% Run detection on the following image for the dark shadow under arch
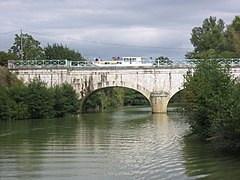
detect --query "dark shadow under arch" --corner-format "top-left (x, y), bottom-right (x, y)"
top-left (81, 86), bottom-right (151, 113)
top-left (167, 90), bottom-right (184, 113)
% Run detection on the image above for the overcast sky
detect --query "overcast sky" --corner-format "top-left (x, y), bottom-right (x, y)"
top-left (0, 0), bottom-right (239, 60)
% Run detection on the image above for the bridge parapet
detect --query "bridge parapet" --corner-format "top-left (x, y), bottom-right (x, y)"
top-left (8, 59), bottom-right (240, 70)
top-left (7, 59), bottom-right (92, 69)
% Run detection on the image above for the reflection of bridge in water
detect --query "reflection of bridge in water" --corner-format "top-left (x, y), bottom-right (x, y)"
top-left (8, 59), bottom-right (240, 113)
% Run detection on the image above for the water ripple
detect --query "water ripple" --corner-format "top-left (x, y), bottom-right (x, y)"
top-left (1, 108), bottom-right (240, 179)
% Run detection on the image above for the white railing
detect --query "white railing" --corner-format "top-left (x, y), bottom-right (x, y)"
top-left (8, 58), bottom-right (240, 69)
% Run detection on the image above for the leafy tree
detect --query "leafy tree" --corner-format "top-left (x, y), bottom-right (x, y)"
top-left (154, 56), bottom-right (172, 66)
top-left (0, 51), bottom-right (19, 66)
top-left (83, 91), bottom-right (103, 111)
top-left (83, 88), bottom-right (122, 111)
top-left (94, 88), bottom-right (120, 110)
top-left (181, 59), bottom-right (240, 151)
top-left (223, 16), bottom-right (240, 57)
top-left (0, 67), bottom-right (28, 120)
top-left (182, 60), bottom-right (240, 151)
top-left (9, 33), bottom-right (45, 60)
top-left (124, 88), bottom-right (148, 106)
top-left (44, 43), bottom-right (85, 61)
top-left (232, 16), bottom-right (240, 31)
top-left (8, 78), bottom-right (29, 120)
top-left (83, 88), bottom-right (119, 112)
top-left (181, 59), bottom-right (234, 139)
top-left (0, 66), bottom-right (13, 87)
top-left (0, 67), bottom-right (82, 120)
top-left (209, 80), bottom-right (240, 151)
top-left (26, 78), bottom-right (54, 119)
top-left (186, 16), bottom-right (225, 59)
top-left (83, 87), bottom-right (148, 112)
top-left (0, 86), bottom-right (12, 120)
top-left (187, 16), bottom-right (240, 59)
top-left (54, 83), bottom-right (80, 117)
top-left (114, 88), bottom-right (125, 106)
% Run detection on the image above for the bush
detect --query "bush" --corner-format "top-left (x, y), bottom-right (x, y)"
top-left (26, 78), bottom-right (55, 119)
top-left (181, 59), bottom-right (240, 151)
top-left (53, 83), bottom-right (80, 117)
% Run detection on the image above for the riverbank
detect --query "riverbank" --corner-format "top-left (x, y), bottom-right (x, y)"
top-left (0, 68), bottom-right (81, 121)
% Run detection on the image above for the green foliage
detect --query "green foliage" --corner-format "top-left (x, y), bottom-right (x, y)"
top-left (44, 43), bottom-right (85, 61)
top-left (83, 87), bottom-right (148, 112)
top-left (0, 86), bottom-right (12, 120)
top-left (26, 78), bottom-right (54, 119)
top-left (6, 34), bottom-right (85, 61)
top-left (154, 56), bottom-right (172, 66)
top-left (232, 16), bottom-right (240, 31)
top-left (83, 91), bottom-right (102, 111)
top-left (0, 84), bottom-right (148, 115)
top-left (9, 33), bottom-right (45, 60)
top-left (0, 70), bottom-right (81, 120)
top-left (54, 83), bottom-right (80, 117)
top-left (0, 51), bottom-right (19, 66)
top-left (28, 80), bottom-right (81, 119)
top-left (224, 16), bottom-right (240, 57)
top-left (0, 76), bottom-right (28, 120)
top-left (168, 91), bottom-right (182, 105)
top-left (184, 15), bottom-right (240, 151)
top-left (209, 80), bottom-right (240, 151)
top-left (25, 79), bottom-right (81, 119)
top-left (181, 60), bottom-right (233, 139)
top-left (191, 16), bottom-right (225, 53)
top-left (105, 88), bottom-right (120, 108)
top-left (83, 88), bottom-right (124, 111)
top-left (8, 79), bottom-right (29, 120)
top-left (181, 59), bottom-right (240, 151)
top-left (0, 66), bottom-right (15, 87)
top-left (124, 88), bottom-right (149, 106)
top-left (186, 16), bottom-right (240, 59)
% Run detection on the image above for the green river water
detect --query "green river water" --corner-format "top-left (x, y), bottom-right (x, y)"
top-left (0, 106), bottom-right (240, 180)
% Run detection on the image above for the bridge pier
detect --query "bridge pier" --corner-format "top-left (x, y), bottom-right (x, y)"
top-left (150, 92), bottom-right (169, 113)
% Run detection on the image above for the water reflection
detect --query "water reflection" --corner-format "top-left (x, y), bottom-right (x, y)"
top-left (0, 118), bottom-right (81, 179)
top-left (1, 107), bottom-right (239, 179)
top-left (183, 136), bottom-right (240, 179)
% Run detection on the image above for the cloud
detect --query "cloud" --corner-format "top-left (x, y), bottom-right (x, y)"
top-left (0, 0), bottom-right (239, 59)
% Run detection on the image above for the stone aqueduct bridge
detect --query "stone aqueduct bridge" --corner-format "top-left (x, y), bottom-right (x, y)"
top-left (8, 59), bottom-right (240, 113)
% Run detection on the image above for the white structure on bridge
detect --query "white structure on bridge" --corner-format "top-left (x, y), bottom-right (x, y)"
top-left (8, 59), bottom-right (240, 113)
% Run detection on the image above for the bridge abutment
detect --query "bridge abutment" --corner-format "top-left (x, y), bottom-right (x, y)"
top-left (150, 92), bottom-right (169, 113)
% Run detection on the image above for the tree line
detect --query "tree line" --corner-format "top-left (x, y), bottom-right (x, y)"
top-left (83, 87), bottom-right (149, 112)
top-left (0, 70), bottom-right (80, 120)
top-left (0, 34), bottom-right (87, 120)
top-left (0, 32), bottom-right (154, 114)
top-left (0, 33), bottom-right (85, 67)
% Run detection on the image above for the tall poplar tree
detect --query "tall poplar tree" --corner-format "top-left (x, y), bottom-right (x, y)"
top-left (186, 16), bottom-right (240, 59)
top-left (9, 33), bottom-right (45, 60)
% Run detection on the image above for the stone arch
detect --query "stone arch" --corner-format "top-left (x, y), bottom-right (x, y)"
top-left (169, 86), bottom-right (184, 100)
top-left (166, 88), bottom-right (185, 109)
top-left (84, 81), bottom-right (152, 101)
top-left (80, 82), bottom-right (152, 112)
